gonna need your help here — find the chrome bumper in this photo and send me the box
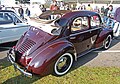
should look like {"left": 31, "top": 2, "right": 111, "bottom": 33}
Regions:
{"left": 7, "top": 52, "right": 32, "bottom": 77}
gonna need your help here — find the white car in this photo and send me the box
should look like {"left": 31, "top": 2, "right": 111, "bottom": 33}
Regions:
{"left": 0, "top": 10, "right": 30, "bottom": 44}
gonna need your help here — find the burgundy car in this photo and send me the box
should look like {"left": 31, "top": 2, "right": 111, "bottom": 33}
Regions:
{"left": 8, "top": 11, "right": 113, "bottom": 77}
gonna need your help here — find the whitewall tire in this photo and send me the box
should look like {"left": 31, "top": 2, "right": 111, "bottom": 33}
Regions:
{"left": 54, "top": 53, "right": 74, "bottom": 76}
{"left": 103, "top": 35, "right": 112, "bottom": 49}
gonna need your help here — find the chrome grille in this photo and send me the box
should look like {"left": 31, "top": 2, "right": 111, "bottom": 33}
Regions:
{"left": 18, "top": 38, "right": 36, "bottom": 53}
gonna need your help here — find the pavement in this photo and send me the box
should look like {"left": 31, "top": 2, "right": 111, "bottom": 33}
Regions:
{"left": 0, "top": 42, "right": 16, "bottom": 62}
{"left": 74, "top": 37, "right": 120, "bottom": 67}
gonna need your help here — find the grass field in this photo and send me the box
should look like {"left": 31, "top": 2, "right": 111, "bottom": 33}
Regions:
{"left": 0, "top": 60, "right": 120, "bottom": 84}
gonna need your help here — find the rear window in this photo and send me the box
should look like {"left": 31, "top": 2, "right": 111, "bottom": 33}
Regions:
{"left": 91, "top": 15, "right": 100, "bottom": 27}
{"left": 55, "top": 18, "right": 68, "bottom": 27}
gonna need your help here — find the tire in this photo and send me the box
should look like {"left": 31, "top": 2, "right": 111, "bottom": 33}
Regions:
{"left": 54, "top": 52, "right": 74, "bottom": 76}
{"left": 103, "top": 35, "right": 112, "bottom": 49}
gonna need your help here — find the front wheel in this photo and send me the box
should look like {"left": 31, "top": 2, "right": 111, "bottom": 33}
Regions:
{"left": 103, "top": 35, "right": 112, "bottom": 49}
{"left": 54, "top": 53, "right": 74, "bottom": 76}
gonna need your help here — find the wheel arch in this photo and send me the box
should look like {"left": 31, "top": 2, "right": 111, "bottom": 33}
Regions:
{"left": 28, "top": 40, "right": 76, "bottom": 76}
{"left": 95, "top": 28, "right": 113, "bottom": 48}
{"left": 41, "top": 41, "right": 77, "bottom": 76}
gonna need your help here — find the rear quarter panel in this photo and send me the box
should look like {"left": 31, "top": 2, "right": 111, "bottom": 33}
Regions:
{"left": 95, "top": 27, "right": 113, "bottom": 48}
{"left": 27, "top": 40, "right": 76, "bottom": 76}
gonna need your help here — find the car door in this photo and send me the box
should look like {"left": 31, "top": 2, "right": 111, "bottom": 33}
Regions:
{"left": 8, "top": 12, "right": 30, "bottom": 40}
{"left": 0, "top": 12, "right": 29, "bottom": 44}
{"left": 0, "top": 12, "right": 15, "bottom": 43}
{"left": 69, "top": 16, "right": 100, "bottom": 56}
{"left": 89, "top": 15, "right": 102, "bottom": 48}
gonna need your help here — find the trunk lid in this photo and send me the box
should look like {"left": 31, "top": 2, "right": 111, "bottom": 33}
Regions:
{"left": 16, "top": 26, "right": 57, "bottom": 54}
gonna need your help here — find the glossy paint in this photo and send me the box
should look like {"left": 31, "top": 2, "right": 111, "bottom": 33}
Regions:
{"left": 9, "top": 11, "right": 113, "bottom": 76}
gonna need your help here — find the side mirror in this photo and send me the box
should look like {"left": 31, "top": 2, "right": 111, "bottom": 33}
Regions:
{"left": 13, "top": 21, "right": 16, "bottom": 25}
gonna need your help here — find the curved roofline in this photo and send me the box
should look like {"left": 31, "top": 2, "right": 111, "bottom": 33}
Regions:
{"left": 0, "top": 10, "right": 14, "bottom": 13}
{"left": 58, "top": 10, "right": 101, "bottom": 27}
{"left": 62, "top": 10, "right": 99, "bottom": 19}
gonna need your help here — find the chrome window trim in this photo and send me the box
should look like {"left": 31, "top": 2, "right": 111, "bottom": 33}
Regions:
{"left": 70, "top": 27, "right": 101, "bottom": 36}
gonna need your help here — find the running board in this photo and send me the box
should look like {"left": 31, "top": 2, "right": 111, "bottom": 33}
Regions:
{"left": 77, "top": 46, "right": 103, "bottom": 58}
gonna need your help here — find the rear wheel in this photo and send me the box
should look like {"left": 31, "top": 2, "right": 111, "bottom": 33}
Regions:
{"left": 103, "top": 35, "right": 112, "bottom": 49}
{"left": 54, "top": 53, "right": 74, "bottom": 76}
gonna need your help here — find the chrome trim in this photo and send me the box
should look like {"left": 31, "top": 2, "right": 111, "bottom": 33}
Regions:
{"left": 70, "top": 27, "right": 101, "bottom": 36}
{"left": 0, "top": 25, "right": 29, "bottom": 30}
{"left": 7, "top": 52, "right": 32, "bottom": 77}
{"left": 77, "top": 46, "right": 103, "bottom": 58}
{"left": 74, "top": 52, "right": 77, "bottom": 61}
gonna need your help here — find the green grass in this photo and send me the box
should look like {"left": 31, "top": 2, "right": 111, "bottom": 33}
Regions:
{"left": 0, "top": 61, "right": 120, "bottom": 84}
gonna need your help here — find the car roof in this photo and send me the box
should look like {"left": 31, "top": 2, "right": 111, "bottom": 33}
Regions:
{"left": 57, "top": 10, "right": 101, "bottom": 27}
{"left": 62, "top": 10, "right": 99, "bottom": 19}
{"left": 0, "top": 10, "right": 14, "bottom": 13}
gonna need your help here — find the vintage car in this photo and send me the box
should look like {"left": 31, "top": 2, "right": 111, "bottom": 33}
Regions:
{"left": 0, "top": 10, "right": 30, "bottom": 44}
{"left": 8, "top": 11, "right": 113, "bottom": 77}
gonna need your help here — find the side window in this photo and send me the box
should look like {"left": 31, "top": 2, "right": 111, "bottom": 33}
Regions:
{"left": 91, "top": 15, "right": 100, "bottom": 27}
{"left": 4, "top": 13, "right": 13, "bottom": 21}
{"left": 0, "top": 13, "right": 4, "bottom": 21}
{"left": 71, "top": 17, "right": 88, "bottom": 32}
{"left": 10, "top": 13, "right": 22, "bottom": 23}
{"left": 0, "top": 12, "right": 13, "bottom": 24}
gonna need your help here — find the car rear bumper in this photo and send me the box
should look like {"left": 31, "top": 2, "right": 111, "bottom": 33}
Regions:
{"left": 7, "top": 51, "right": 32, "bottom": 77}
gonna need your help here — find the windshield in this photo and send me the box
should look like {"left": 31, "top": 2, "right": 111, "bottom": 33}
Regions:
{"left": 55, "top": 18, "right": 68, "bottom": 27}
{"left": 38, "top": 21, "right": 62, "bottom": 36}
{"left": 30, "top": 17, "right": 65, "bottom": 35}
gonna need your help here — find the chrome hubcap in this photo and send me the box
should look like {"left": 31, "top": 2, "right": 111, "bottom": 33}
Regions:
{"left": 105, "top": 35, "right": 111, "bottom": 48}
{"left": 57, "top": 57, "right": 67, "bottom": 70}
{"left": 54, "top": 53, "right": 73, "bottom": 75}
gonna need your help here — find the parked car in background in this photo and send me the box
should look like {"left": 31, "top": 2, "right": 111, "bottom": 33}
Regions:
{"left": 27, "top": 10, "right": 72, "bottom": 27}
{"left": 0, "top": 10, "right": 30, "bottom": 44}
{"left": 39, "top": 10, "right": 72, "bottom": 19}
{"left": 8, "top": 11, "right": 113, "bottom": 77}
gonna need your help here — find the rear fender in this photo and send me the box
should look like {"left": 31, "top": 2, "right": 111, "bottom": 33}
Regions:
{"left": 27, "top": 41, "right": 76, "bottom": 76}
{"left": 95, "top": 28, "right": 113, "bottom": 48}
